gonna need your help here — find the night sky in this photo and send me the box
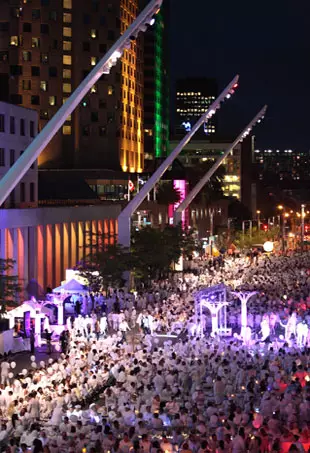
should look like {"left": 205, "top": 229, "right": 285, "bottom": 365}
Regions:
{"left": 169, "top": 0, "right": 310, "bottom": 151}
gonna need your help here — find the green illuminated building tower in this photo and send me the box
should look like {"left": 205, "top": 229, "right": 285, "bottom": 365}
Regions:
{"left": 143, "top": 0, "right": 170, "bottom": 169}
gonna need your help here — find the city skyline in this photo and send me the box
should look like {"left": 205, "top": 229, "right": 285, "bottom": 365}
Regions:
{"left": 170, "top": 0, "right": 310, "bottom": 151}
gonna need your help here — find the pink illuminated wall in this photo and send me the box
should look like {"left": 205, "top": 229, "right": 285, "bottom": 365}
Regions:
{"left": 169, "top": 180, "right": 188, "bottom": 227}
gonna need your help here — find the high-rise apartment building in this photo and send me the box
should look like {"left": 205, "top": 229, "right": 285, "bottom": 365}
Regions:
{"left": 0, "top": 0, "right": 144, "bottom": 172}
{"left": 175, "top": 78, "right": 217, "bottom": 137}
{"left": 143, "top": 0, "right": 169, "bottom": 167}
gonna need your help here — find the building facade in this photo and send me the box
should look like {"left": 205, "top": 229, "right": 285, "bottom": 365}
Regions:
{"left": 0, "top": 101, "right": 38, "bottom": 208}
{"left": 143, "top": 0, "right": 170, "bottom": 168}
{"left": 0, "top": 205, "right": 120, "bottom": 291}
{"left": 0, "top": 0, "right": 144, "bottom": 172}
{"left": 170, "top": 138, "right": 242, "bottom": 199}
{"left": 175, "top": 78, "right": 217, "bottom": 137}
{"left": 254, "top": 148, "right": 310, "bottom": 182}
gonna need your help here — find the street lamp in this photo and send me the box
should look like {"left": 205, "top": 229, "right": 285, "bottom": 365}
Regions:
{"left": 301, "top": 204, "right": 306, "bottom": 252}
{"left": 282, "top": 212, "right": 289, "bottom": 253}
{"left": 256, "top": 210, "right": 261, "bottom": 230}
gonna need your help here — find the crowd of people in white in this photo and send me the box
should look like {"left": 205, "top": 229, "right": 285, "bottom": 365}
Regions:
{"left": 0, "top": 252, "right": 310, "bottom": 452}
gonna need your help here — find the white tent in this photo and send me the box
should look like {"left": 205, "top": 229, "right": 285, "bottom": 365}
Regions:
{"left": 53, "top": 278, "right": 88, "bottom": 294}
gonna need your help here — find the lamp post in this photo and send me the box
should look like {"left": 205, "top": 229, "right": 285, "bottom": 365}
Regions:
{"left": 277, "top": 205, "right": 284, "bottom": 252}
{"left": 282, "top": 212, "right": 289, "bottom": 253}
{"left": 301, "top": 204, "right": 306, "bottom": 252}
{"left": 256, "top": 210, "right": 261, "bottom": 231}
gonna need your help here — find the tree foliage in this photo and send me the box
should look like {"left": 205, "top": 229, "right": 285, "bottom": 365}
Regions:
{"left": 77, "top": 225, "right": 204, "bottom": 289}
{"left": 234, "top": 226, "right": 280, "bottom": 250}
{"left": 181, "top": 227, "right": 203, "bottom": 259}
{"left": 0, "top": 259, "right": 21, "bottom": 317}
{"left": 75, "top": 243, "right": 130, "bottom": 293}
{"left": 131, "top": 225, "right": 183, "bottom": 282}
{"left": 156, "top": 181, "right": 181, "bottom": 205}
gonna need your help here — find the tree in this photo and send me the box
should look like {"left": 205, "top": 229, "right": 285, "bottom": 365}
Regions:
{"left": 156, "top": 181, "right": 181, "bottom": 205}
{"left": 234, "top": 226, "right": 280, "bottom": 250}
{"left": 131, "top": 225, "right": 183, "bottom": 283}
{"left": 0, "top": 259, "right": 21, "bottom": 317}
{"left": 181, "top": 227, "right": 203, "bottom": 259}
{"left": 76, "top": 243, "right": 130, "bottom": 293}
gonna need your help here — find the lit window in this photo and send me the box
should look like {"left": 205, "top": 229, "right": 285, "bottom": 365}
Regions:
{"left": 91, "top": 85, "right": 97, "bottom": 93}
{"left": 40, "top": 80, "right": 48, "bottom": 91}
{"left": 40, "top": 110, "right": 49, "bottom": 120}
{"left": 63, "top": 69, "right": 71, "bottom": 79}
{"left": 108, "top": 85, "right": 114, "bottom": 95}
{"left": 63, "top": 27, "right": 72, "bottom": 37}
{"left": 63, "top": 0, "right": 72, "bottom": 8}
{"left": 63, "top": 13, "right": 72, "bottom": 23}
{"left": 62, "top": 125, "right": 71, "bottom": 135}
{"left": 49, "top": 96, "right": 56, "bottom": 106}
{"left": 90, "top": 29, "right": 97, "bottom": 39}
{"left": 31, "top": 37, "right": 40, "bottom": 48}
{"left": 10, "top": 36, "right": 18, "bottom": 46}
{"left": 22, "top": 51, "right": 31, "bottom": 62}
{"left": 63, "top": 41, "right": 72, "bottom": 51}
{"left": 40, "top": 53, "right": 49, "bottom": 64}
{"left": 90, "top": 56, "right": 97, "bottom": 66}
{"left": 63, "top": 83, "right": 71, "bottom": 93}
{"left": 63, "top": 55, "right": 72, "bottom": 65}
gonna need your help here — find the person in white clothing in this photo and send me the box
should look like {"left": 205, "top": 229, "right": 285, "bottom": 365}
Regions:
{"left": 0, "top": 360, "right": 10, "bottom": 386}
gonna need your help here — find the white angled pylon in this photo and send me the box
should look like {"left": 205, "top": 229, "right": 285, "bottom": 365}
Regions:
{"left": 0, "top": 0, "right": 163, "bottom": 207}
{"left": 117, "top": 75, "right": 239, "bottom": 247}
{"left": 173, "top": 105, "right": 268, "bottom": 226}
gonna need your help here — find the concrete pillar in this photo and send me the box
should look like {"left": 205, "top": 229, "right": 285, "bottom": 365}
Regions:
{"left": 0, "top": 229, "right": 6, "bottom": 260}
{"left": 22, "top": 227, "right": 29, "bottom": 287}
{"left": 71, "top": 222, "right": 77, "bottom": 267}
{"left": 63, "top": 223, "right": 69, "bottom": 274}
{"left": 46, "top": 225, "right": 53, "bottom": 290}
{"left": 12, "top": 229, "right": 18, "bottom": 275}
{"left": 55, "top": 224, "right": 61, "bottom": 285}
{"left": 37, "top": 226, "right": 44, "bottom": 290}
{"left": 66, "top": 222, "right": 72, "bottom": 269}
{"left": 78, "top": 222, "right": 84, "bottom": 261}
{"left": 28, "top": 226, "right": 38, "bottom": 280}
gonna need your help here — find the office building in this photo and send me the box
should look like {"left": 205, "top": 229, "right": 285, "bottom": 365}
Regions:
{"left": 143, "top": 0, "right": 170, "bottom": 167}
{"left": 171, "top": 138, "right": 242, "bottom": 199}
{"left": 175, "top": 78, "right": 217, "bottom": 137}
{"left": 0, "top": 101, "right": 38, "bottom": 208}
{"left": 0, "top": 0, "right": 144, "bottom": 172}
{"left": 254, "top": 148, "right": 310, "bottom": 181}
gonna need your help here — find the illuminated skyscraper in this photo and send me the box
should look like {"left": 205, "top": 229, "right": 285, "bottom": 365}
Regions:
{"left": 175, "top": 78, "right": 217, "bottom": 137}
{"left": 0, "top": 0, "right": 144, "bottom": 172}
{"left": 143, "top": 0, "right": 169, "bottom": 167}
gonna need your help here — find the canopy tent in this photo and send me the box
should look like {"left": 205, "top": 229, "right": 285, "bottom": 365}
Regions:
{"left": 53, "top": 278, "right": 88, "bottom": 294}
